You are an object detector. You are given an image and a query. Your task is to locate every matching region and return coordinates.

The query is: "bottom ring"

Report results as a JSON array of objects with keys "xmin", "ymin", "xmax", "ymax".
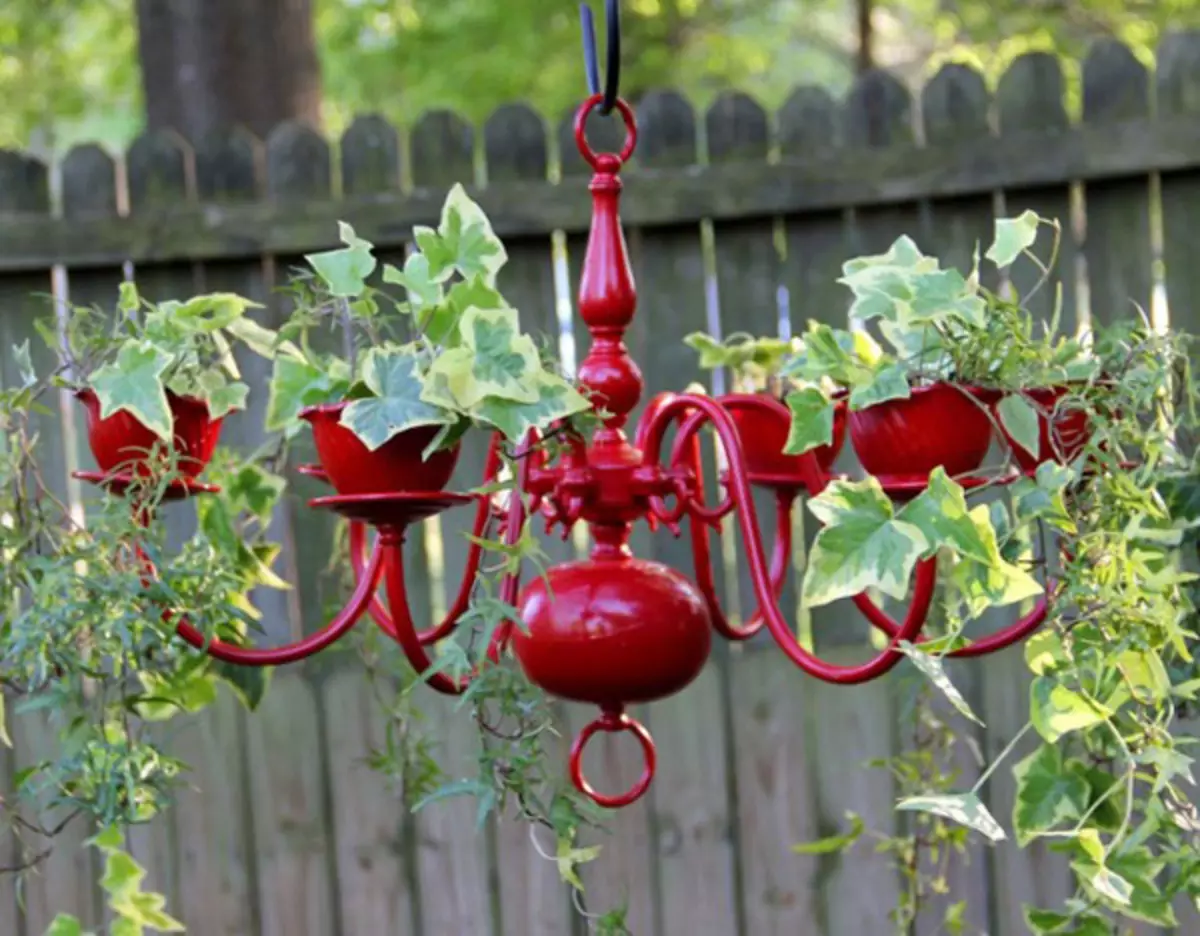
[{"xmin": 568, "ymin": 709, "xmax": 656, "ymax": 809}]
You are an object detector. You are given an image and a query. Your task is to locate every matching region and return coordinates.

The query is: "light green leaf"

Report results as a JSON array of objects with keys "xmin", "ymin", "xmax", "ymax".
[
  {"xmin": 1031, "ymin": 677, "xmax": 1111, "ymax": 743},
  {"xmin": 998, "ymin": 394, "xmax": 1041, "ymax": 459},
  {"xmin": 44, "ymin": 915, "xmax": 86, "ymax": 936},
  {"xmin": 1023, "ymin": 906, "xmax": 1110, "ymax": 935},
  {"xmin": 1076, "ymin": 828, "xmax": 1106, "ymax": 864},
  {"xmin": 802, "ymin": 478, "xmax": 928, "ymax": 607},
  {"xmin": 136, "ymin": 669, "xmax": 218, "ymax": 722},
  {"xmin": 847, "ymin": 360, "xmax": 910, "ymax": 411},
  {"xmin": 1025, "ymin": 630, "xmax": 1068, "ymax": 676},
  {"xmin": 556, "ymin": 837, "xmax": 602, "ymax": 891},
  {"xmin": 426, "ymin": 305, "xmax": 540, "ymax": 407},
  {"xmin": 12, "ymin": 340, "xmax": 35, "ymax": 387},
  {"xmin": 415, "ymin": 183, "xmax": 507, "ymax": 284},
  {"xmin": 305, "ymin": 221, "xmax": 377, "ymax": 297},
  {"xmin": 684, "ymin": 332, "xmax": 730, "ymax": 369},
  {"xmin": 172, "ymin": 293, "xmax": 262, "ymax": 331},
  {"xmin": 950, "ymin": 505, "xmax": 1044, "ymax": 616},
  {"xmin": 0, "ymin": 695, "xmax": 9, "ymax": 748},
  {"xmin": 214, "ymin": 661, "xmax": 273, "ymax": 712},
  {"xmin": 201, "ymin": 377, "xmax": 249, "ymax": 421},
  {"xmin": 383, "ymin": 253, "xmax": 443, "ymax": 311},
  {"xmin": 90, "ymin": 342, "xmax": 173, "ymax": 441},
  {"xmin": 896, "ymin": 792, "xmax": 1006, "ymax": 842},
  {"xmin": 1013, "ymin": 462, "xmax": 1076, "ymax": 532},
  {"xmin": 420, "ymin": 277, "xmax": 507, "ymax": 347},
  {"xmin": 341, "ymin": 346, "xmax": 454, "ymax": 451},
  {"xmin": 987, "ymin": 210, "xmax": 1040, "ymax": 268},
  {"xmin": 897, "ymin": 641, "xmax": 983, "ymax": 726},
  {"xmin": 1116, "ymin": 648, "xmax": 1171, "ymax": 703},
  {"xmin": 898, "ymin": 467, "xmax": 995, "ymax": 564},
  {"xmin": 113, "ymin": 891, "xmax": 185, "ymax": 932},
  {"xmin": 472, "ymin": 372, "xmax": 591, "ymax": 442},
  {"xmin": 224, "ymin": 316, "xmax": 281, "ymax": 358},
  {"xmin": 118, "ymin": 281, "xmax": 141, "ymax": 315},
  {"xmin": 842, "ymin": 235, "xmax": 932, "ymax": 276},
  {"xmin": 791, "ymin": 813, "xmax": 864, "ymax": 854},
  {"xmin": 265, "ymin": 353, "xmax": 348, "ymax": 432},
  {"xmin": 100, "ymin": 849, "xmax": 146, "ymax": 900},
  {"xmin": 1012, "ymin": 744, "xmax": 1089, "ymax": 845},
  {"xmin": 783, "ymin": 387, "xmax": 834, "ymax": 455},
  {"xmin": 1088, "ymin": 865, "xmax": 1132, "ymax": 906}
]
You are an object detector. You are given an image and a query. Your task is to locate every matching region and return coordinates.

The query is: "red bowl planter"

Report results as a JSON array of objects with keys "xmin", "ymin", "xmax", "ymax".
[
  {"xmin": 513, "ymin": 557, "xmax": 712, "ymax": 707},
  {"xmin": 301, "ymin": 403, "xmax": 460, "ymax": 496},
  {"xmin": 723, "ymin": 393, "xmax": 847, "ymax": 479},
  {"xmin": 849, "ymin": 383, "xmax": 998, "ymax": 480},
  {"xmin": 77, "ymin": 388, "xmax": 223, "ymax": 478},
  {"xmin": 996, "ymin": 387, "xmax": 1091, "ymax": 472}
]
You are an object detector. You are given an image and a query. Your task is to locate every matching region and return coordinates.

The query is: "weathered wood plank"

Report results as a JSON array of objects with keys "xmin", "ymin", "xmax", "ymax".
[
  {"xmin": 997, "ymin": 53, "xmax": 1080, "ymax": 330},
  {"xmin": 728, "ymin": 650, "xmax": 821, "ymax": 935},
  {"xmin": 12, "ymin": 115, "xmax": 1200, "ymax": 271},
  {"xmin": 1081, "ymin": 39, "xmax": 1154, "ymax": 326},
  {"xmin": 340, "ymin": 115, "xmax": 401, "ymax": 196},
  {"xmin": 244, "ymin": 675, "xmax": 337, "ymax": 936},
  {"xmin": 1157, "ymin": 31, "xmax": 1200, "ymax": 341}
]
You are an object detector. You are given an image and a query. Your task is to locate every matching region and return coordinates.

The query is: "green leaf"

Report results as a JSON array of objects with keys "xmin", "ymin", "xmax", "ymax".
[
  {"xmin": 1023, "ymin": 906, "xmax": 1110, "ymax": 935},
  {"xmin": 114, "ymin": 891, "xmax": 185, "ymax": 932},
  {"xmin": 998, "ymin": 394, "xmax": 1041, "ymax": 459},
  {"xmin": 801, "ymin": 478, "xmax": 928, "ymax": 608},
  {"xmin": 1115, "ymin": 648, "xmax": 1171, "ymax": 703},
  {"xmin": 987, "ymin": 210, "xmax": 1040, "ymax": 268},
  {"xmin": 224, "ymin": 316, "xmax": 281, "ymax": 358},
  {"xmin": 896, "ymin": 792, "xmax": 1006, "ymax": 842},
  {"xmin": 422, "ymin": 277, "xmax": 508, "ymax": 347},
  {"xmin": 214, "ymin": 662, "xmax": 273, "ymax": 712},
  {"xmin": 790, "ymin": 812, "xmax": 864, "ymax": 854},
  {"xmin": 11, "ymin": 339, "xmax": 35, "ymax": 387},
  {"xmin": 383, "ymin": 252, "xmax": 443, "ymax": 311},
  {"xmin": 897, "ymin": 641, "xmax": 983, "ymax": 725},
  {"xmin": 341, "ymin": 346, "xmax": 454, "ymax": 451},
  {"xmin": 425, "ymin": 305, "xmax": 541, "ymax": 407},
  {"xmin": 1030, "ymin": 677, "xmax": 1111, "ymax": 743},
  {"xmin": 1013, "ymin": 462, "xmax": 1075, "ymax": 532},
  {"xmin": 305, "ymin": 222, "xmax": 377, "ymax": 297},
  {"xmin": 1025, "ymin": 630, "xmax": 1068, "ymax": 676},
  {"xmin": 44, "ymin": 915, "xmax": 86, "ymax": 936},
  {"xmin": 100, "ymin": 849, "xmax": 146, "ymax": 900},
  {"xmin": 135, "ymin": 669, "xmax": 217, "ymax": 722},
  {"xmin": 898, "ymin": 467, "xmax": 994, "ymax": 564},
  {"xmin": 950, "ymin": 505, "xmax": 1044, "ymax": 616},
  {"xmin": 412, "ymin": 778, "xmax": 494, "ymax": 812},
  {"xmin": 556, "ymin": 837, "xmax": 602, "ymax": 891},
  {"xmin": 782, "ymin": 387, "xmax": 834, "ymax": 455},
  {"xmin": 1076, "ymin": 828, "xmax": 1106, "ymax": 864},
  {"xmin": 847, "ymin": 360, "xmax": 910, "ymax": 411},
  {"xmin": 226, "ymin": 464, "xmax": 287, "ymax": 520},
  {"xmin": 414, "ymin": 183, "xmax": 507, "ymax": 284},
  {"xmin": 472, "ymin": 372, "xmax": 591, "ymax": 442},
  {"xmin": 265, "ymin": 352, "xmax": 349, "ymax": 432},
  {"xmin": 172, "ymin": 293, "xmax": 262, "ymax": 331},
  {"xmin": 118, "ymin": 281, "xmax": 141, "ymax": 315},
  {"xmin": 202, "ymin": 378, "xmax": 249, "ymax": 421},
  {"xmin": 1012, "ymin": 744, "xmax": 1089, "ymax": 845},
  {"xmin": 683, "ymin": 332, "xmax": 730, "ymax": 369},
  {"xmin": 90, "ymin": 342, "xmax": 173, "ymax": 441}
]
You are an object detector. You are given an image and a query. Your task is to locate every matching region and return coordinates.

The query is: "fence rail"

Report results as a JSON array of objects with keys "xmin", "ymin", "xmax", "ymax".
[{"xmin": 2, "ymin": 32, "xmax": 1200, "ymax": 936}]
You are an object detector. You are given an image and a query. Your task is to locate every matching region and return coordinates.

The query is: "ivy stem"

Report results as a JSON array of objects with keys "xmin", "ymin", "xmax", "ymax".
[
  {"xmin": 970, "ymin": 721, "xmax": 1033, "ymax": 795},
  {"xmin": 338, "ymin": 298, "xmax": 357, "ymax": 372}
]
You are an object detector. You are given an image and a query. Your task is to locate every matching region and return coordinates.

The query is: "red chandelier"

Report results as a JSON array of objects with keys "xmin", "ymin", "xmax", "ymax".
[{"xmin": 75, "ymin": 3, "xmax": 1052, "ymax": 810}]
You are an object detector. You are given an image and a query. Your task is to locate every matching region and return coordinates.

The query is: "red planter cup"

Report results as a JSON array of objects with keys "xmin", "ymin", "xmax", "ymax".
[
  {"xmin": 849, "ymin": 383, "xmax": 998, "ymax": 480},
  {"xmin": 996, "ymin": 386, "xmax": 1091, "ymax": 472},
  {"xmin": 301, "ymin": 402, "xmax": 461, "ymax": 496},
  {"xmin": 724, "ymin": 393, "xmax": 847, "ymax": 480},
  {"xmin": 77, "ymin": 388, "xmax": 223, "ymax": 478}
]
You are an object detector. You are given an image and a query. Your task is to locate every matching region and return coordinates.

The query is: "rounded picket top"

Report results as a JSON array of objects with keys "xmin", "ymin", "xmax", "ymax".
[
  {"xmin": 922, "ymin": 62, "xmax": 990, "ymax": 145},
  {"xmin": 341, "ymin": 114, "xmax": 401, "ymax": 195},
  {"xmin": 1158, "ymin": 30, "xmax": 1200, "ymax": 115},
  {"xmin": 706, "ymin": 91, "xmax": 769, "ymax": 163},
  {"xmin": 778, "ymin": 86, "xmax": 840, "ymax": 157},
  {"xmin": 996, "ymin": 52, "xmax": 1067, "ymax": 134},
  {"xmin": 196, "ymin": 126, "xmax": 262, "ymax": 201},
  {"xmin": 61, "ymin": 144, "xmax": 118, "ymax": 218},
  {"xmin": 843, "ymin": 68, "xmax": 913, "ymax": 148},
  {"xmin": 483, "ymin": 103, "xmax": 548, "ymax": 183},
  {"xmin": 1083, "ymin": 38, "xmax": 1150, "ymax": 123},
  {"xmin": 410, "ymin": 109, "xmax": 475, "ymax": 189},
  {"xmin": 127, "ymin": 128, "xmax": 192, "ymax": 210},
  {"xmin": 633, "ymin": 90, "xmax": 697, "ymax": 170},
  {"xmin": 0, "ymin": 149, "xmax": 50, "ymax": 214},
  {"xmin": 266, "ymin": 120, "xmax": 332, "ymax": 199}
]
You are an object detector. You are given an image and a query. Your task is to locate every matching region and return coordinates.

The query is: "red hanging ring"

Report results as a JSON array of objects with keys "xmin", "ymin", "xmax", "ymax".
[
  {"xmin": 575, "ymin": 93, "xmax": 638, "ymax": 170},
  {"xmin": 569, "ymin": 708, "xmax": 656, "ymax": 808}
]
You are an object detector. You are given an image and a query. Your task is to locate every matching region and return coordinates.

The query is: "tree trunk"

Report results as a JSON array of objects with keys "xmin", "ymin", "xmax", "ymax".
[
  {"xmin": 135, "ymin": 0, "xmax": 322, "ymax": 144},
  {"xmin": 856, "ymin": 0, "xmax": 875, "ymax": 73}
]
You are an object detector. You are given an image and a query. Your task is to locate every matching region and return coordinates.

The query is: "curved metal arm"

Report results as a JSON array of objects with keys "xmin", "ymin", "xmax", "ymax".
[
  {"xmin": 348, "ymin": 434, "xmax": 505, "ymax": 645},
  {"xmin": 640, "ymin": 393, "xmax": 935, "ymax": 685},
  {"xmin": 151, "ymin": 542, "xmax": 386, "ymax": 667}
]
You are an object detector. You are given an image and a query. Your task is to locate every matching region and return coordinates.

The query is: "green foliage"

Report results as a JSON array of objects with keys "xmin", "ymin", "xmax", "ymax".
[
  {"xmin": 270, "ymin": 185, "xmax": 591, "ymax": 451},
  {"xmin": 683, "ymin": 331, "xmax": 796, "ymax": 394}
]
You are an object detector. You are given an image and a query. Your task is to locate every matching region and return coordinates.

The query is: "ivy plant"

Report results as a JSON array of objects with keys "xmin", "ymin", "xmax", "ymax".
[{"xmin": 266, "ymin": 184, "xmax": 592, "ymax": 454}]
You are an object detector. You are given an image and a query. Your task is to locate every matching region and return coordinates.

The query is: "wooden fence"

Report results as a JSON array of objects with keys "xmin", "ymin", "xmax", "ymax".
[{"xmin": 2, "ymin": 31, "xmax": 1200, "ymax": 936}]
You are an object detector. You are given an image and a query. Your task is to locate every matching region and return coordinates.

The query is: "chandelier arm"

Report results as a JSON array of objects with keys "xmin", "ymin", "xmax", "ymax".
[
  {"xmin": 158, "ymin": 541, "xmax": 386, "ymax": 667},
  {"xmin": 345, "ymin": 434, "xmax": 504, "ymax": 645},
  {"xmin": 641, "ymin": 393, "xmax": 934, "ymax": 684}
]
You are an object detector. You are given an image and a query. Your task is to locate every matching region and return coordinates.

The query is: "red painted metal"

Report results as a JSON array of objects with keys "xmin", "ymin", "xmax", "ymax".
[
  {"xmin": 301, "ymin": 402, "xmax": 461, "ymax": 496},
  {"xmin": 848, "ymin": 383, "xmax": 999, "ymax": 480},
  {"xmin": 76, "ymin": 90, "xmax": 1061, "ymax": 813},
  {"xmin": 77, "ymin": 388, "xmax": 223, "ymax": 478},
  {"xmin": 513, "ymin": 557, "xmax": 712, "ymax": 705},
  {"xmin": 995, "ymin": 387, "xmax": 1091, "ymax": 471},
  {"xmin": 569, "ymin": 708, "xmax": 656, "ymax": 808}
]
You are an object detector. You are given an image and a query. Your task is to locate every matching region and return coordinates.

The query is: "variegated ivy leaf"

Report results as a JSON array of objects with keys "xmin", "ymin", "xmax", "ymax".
[
  {"xmin": 897, "ymin": 467, "xmax": 995, "ymax": 564},
  {"xmin": 90, "ymin": 342, "xmax": 174, "ymax": 441},
  {"xmin": 786, "ymin": 322, "xmax": 866, "ymax": 386},
  {"xmin": 1030, "ymin": 676, "xmax": 1111, "ymax": 743},
  {"xmin": 1012, "ymin": 744, "xmax": 1090, "ymax": 845},
  {"xmin": 417, "ymin": 278, "xmax": 508, "ymax": 347},
  {"xmin": 842, "ymin": 235, "xmax": 934, "ymax": 276},
  {"xmin": 414, "ymin": 183, "xmax": 507, "ymax": 284},
  {"xmin": 167, "ymin": 293, "xmax": 263, "ymax": 332},
  {"xmin": 848, "ymin": 360, "xmax": 910, "ymax": 411},
  {"xmin": 305, "ymin": 222, "xmax": 377, "ymax": 298},
  {"xmin": 341, "ymin": 346, "xmax": 454, "ymax": 451},
  {"xmin": 383, "ymin": 253, "xmax": 443, "ymax": 311},
  {"xmin": 802, "ymin": 478, "xmax": 929, "ymax": 607},
  {"xmin": 897, "ymin": 641, "xmax": 984, "ymax": 726},
  {"xmin": 265, "ymin": 352, "xmax": 351, "ymax": 432},
  {"xmin": 783, "ymin": 387, "xmax": 835, "ymax": 455},
  {"xmin": 947, "ymin": 503, "xmax": 1043, "ymax": 617},
  {"xmin": 1013, "ymin": 462, "xmax": 1076, "ymax": 532},
  {"xmin": 986, "ymin": 210, "xmax": 1040, "ymax": 269},
  {"xmin": 473, "ymin": 372, "xmax": 591, "ymax": 441},
  {"xmin": 896, "ymin": 792, "xmax": 1006, "ymax": 842},
  {"xmin": 118, "ymin": 281, "xmax": 141, "ymax": 315},
  {"xmin": 997, "ymin": 393, "xmax": 1041, "ymax": 459},
  {"xmin": 202, "ymin": 379, "xmax": 249, "ymax": 421},
  {"xmin": 905, "ymin": 268, "xmax": 987, "ymax": 328},
  {"xmin": 425, "ymin": 305, "xmax": 540, "ymax": 408},
  {"xmin": 224, "ymin": 316, "xmax": 282, "ymax": 359}
]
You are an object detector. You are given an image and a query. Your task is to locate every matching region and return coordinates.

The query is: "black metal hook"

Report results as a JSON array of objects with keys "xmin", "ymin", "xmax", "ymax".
[{"xmin": 580, "ymin": 0, "xmax": 621, "ymax": 115}]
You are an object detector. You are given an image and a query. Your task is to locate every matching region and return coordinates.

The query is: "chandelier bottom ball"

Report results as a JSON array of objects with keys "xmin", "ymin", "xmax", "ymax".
[{"xmin": 513, "ymin": 557, "xmax": 713, "ymax": 707}]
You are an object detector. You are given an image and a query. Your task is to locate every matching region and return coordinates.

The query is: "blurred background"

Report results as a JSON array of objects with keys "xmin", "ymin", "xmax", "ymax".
[{"xmin": 4, "ymin": 0, "xmax": 1199, "ymax": 157}]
